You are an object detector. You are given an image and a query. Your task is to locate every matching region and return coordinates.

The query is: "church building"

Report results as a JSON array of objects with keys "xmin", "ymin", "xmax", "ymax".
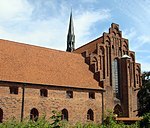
[{"xmin": 0, "ymin": 12, "xmax": 142, "ymax": 123}]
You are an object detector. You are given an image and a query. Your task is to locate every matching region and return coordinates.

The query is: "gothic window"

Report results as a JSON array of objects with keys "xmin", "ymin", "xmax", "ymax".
[
  {"xmin": 106, "ymin": 46, "xmax": 109, "ymax": 76},
  {"xmin": 0, "ymin": 108, "xmax": 3, "ymax": 123},
  {"xmin": 100, "ymin": 56, "xmax": 102, "ymax": 70},
  {"xmin": 87, "ymin": 109, "xmax": 94, "ymax": 121},
  {"xmin": 112, "ymin": 59, "xmax": 120, "ymax": 98},
  {"xmin": 113, "ymin": 104, "xmax": 123, "ymax": 117},
  {"xmin": 9, "ymin": 86, "xmax": 18, "ymax": 94},
  {"xmin": 123, "ymin": 50, "xmax": 125, "ymax": 55},
  {"xmin": 130, "ymin": 54, "xmax": 135, "ymax": 87},
  {"xmin": 122, "ymin": 44, "xmax": 128, "ymax": 55},
  {"xmin": 136, "ymin": 67, "xmax": 141, "ymax": 87},
  {"xmin": 112, "ymin": 45, "xmax": 114, "ymax": 50},
  {"xmin": 92, "ymin": 57, "xmax": 98, "ymax": 72},
  {"xmin": 89, "ymin": 92, "xmax": 95, "ymax": 99},
  {"xmin": 106, "ymin": 42, "xmax": 110, "ymax": 77},
  {"xmin": 40, "ymin": 89, "xmax": 48, "ymax": 97},
  {"xmin": 66, "ymin": 91, "xmax": 73, "ymax": 98},
  {"xmin": 100, "ymin": 46, "xmax": 105, "ymax": 79},
  {"xmin": 61, "ymin": 109, "xmax": 68, "ymax": 121},
  {"xmin": 136, "ymin": 74, "xmax": 139, "ymax": 84},
  {"xmin": 119, "ymin": 47, "xmax": 122, "ymax": 57},
  {"xmin": 30, "ymin": 108, "xmax": 39, "ymax": 121}
]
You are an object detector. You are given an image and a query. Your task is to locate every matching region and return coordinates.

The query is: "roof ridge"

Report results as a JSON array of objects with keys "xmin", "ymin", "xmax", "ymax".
[{"xmin": 0, "ymin": 39, "xmax": 81, "ymax": 56}]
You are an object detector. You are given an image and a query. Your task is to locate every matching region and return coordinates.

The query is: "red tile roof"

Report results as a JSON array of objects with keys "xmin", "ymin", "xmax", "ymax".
[{"xmin": 0, "ymin": 39, "xmax": 101, "ymax": 89}]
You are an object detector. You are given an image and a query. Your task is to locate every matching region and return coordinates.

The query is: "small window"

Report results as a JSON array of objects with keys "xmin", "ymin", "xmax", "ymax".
[
  {"xmin": 30, "ymin": 108, "xmax": 39, "ymax": 121},
  {"xmin": 9, "ymin": 86, "xmax": 18, "ymax": 94},
  {"xmin": 87, "ymin": 109, "xmax": 94, "ymax": 121},
  {"xmin": 40, "ymin": 89, "xmax": 48, "ymax": 97},
  {"xmin": 0, "ymin": 108, "xmax": 3, "ymax": 123},
  {"xmin": 66, "ymin": 91, "xmax": 73, "ymax": 98},
  {"xmin": 61, "ymin": 109, "xmax": 68, "ymax": 121},
  {"xmin": 89, "ymin": 92, "xmax": 95, "ymax": 99}
]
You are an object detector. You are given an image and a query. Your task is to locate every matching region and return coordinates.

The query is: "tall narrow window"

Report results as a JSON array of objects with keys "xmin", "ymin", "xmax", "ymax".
[
  {"xmin": 87, "ymin": 109, "xmax": 94, "ymax": 121},
  {"xmin": 130, "ymin": 54, "xmax": 135, "ymax": 87},
  {"xmin": 40, "ymin": 89, "xmax": 48, "ymax": 97},
  {"xmin": 100, "ymin": 47, "xmax": 105, "ymax": 79},
  {"xmin": 106, "ymin": 46, "xmax": 109, "ymax": 76},
  {"xmin": 0, "ymin": 108, "xmax": 3, "ymax": 123},
  {"xmin": 112, "ymin": 59, "xmax": 119, "ymax": 98},
  {"xmin": 9, "ymin": 86, "xmax": 18, "ymax": 94},
  {"xmin": 61, "ymin": 109, "xmax": 68, "ymax": 121},
  {"xmin": 30, "ymin": 108, "xmax": 39, "ymax": 121},
  {"xmin": 136, "ymin": 74, "xmax": 139, "ymax": 84}
]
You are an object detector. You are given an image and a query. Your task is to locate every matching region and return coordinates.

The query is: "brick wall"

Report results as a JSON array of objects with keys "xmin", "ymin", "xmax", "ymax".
[
  {"xmin": 0, "ymin": 82, "xmax": 103, "ymax": 123},
  {"xmin": 74, "ymin": 23, "xmax": 142, "ymax": 118}
]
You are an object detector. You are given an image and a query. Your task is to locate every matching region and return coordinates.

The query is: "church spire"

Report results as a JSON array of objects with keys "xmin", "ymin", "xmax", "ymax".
[{"xmin": 66, "ymin": 11, "xmax": 75, "ymax": 52}]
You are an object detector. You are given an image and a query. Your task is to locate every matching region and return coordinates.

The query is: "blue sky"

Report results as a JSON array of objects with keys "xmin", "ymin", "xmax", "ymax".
[{"xmin": 0, "ymin": 0, "xmax": 150, "ymax": 71}]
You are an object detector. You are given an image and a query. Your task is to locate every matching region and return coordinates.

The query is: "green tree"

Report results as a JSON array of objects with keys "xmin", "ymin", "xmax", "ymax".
[
  {"xmin": 140, "ymin": 112, "xmax": 150, "ymax": 128},
  {"xmin": 137, "ymin": 71, "xmax": 150, "ymax": 116},
  {"xmin": 50, "ymin": 110, "xmax": 62, "ymax": 128}
]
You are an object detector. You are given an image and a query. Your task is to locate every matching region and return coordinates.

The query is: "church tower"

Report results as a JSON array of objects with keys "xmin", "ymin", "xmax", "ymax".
[{"xmin": 66, "ymin": 11, "xmax": 75, "ymax": 52}]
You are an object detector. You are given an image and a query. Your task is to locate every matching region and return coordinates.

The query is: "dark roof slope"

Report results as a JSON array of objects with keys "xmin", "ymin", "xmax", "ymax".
[{"xmin": 0, "ymin": 39, "xmax": 100, "ymax": 89}]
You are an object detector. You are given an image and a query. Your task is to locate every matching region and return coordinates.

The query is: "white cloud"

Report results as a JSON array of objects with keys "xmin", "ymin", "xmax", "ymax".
[
  {"xmin": 130, "ymin": 35, "xmax": 150, "ymax": 50},
  {"xmin": 74, "ymin": 9, "xmax": 111, "ymax": 47},
  {"xmin": 0, "ymin": 0, "xmax": 148, "ymax": 71},
  {"xmin": 136, "ymin": 50, "xmax": 150, "ymax": 54},
  {"xmin": 137, "ymin": 35, "xmax": 150, "ymax": 44},
  {"xmin": 0, "ymin": 0, "xmax": 111, "ymax": 51},
  {"xmin": 0, "ymin": 0, "xmax": 33, "ymax": 21},
  {"xmin": 140, "ymin": 62, "xmax": 150, "ymax": 72},
  {"xmin": 123, "ymin": 28, "xmax": 136, "ymax": 41}
]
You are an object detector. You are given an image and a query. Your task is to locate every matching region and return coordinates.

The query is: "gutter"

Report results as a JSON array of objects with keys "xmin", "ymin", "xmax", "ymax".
[{"xmin": 0, "ymin": 80, "xmax": 105, "ymax": 92}]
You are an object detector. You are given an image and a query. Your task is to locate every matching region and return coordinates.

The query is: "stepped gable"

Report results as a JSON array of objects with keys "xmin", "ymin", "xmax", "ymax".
[{"xmin": 0, "ymin": 39, "xmax": 101, "ymax": 89}]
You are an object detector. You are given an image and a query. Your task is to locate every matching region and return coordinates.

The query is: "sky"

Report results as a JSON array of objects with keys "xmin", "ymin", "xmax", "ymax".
[{"xmin": 0, "ymin": 0, "xmax": 150, "ymax": 71}]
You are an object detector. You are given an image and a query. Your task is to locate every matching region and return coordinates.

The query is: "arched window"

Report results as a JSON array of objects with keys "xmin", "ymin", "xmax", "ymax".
[
  {"xmin": 136, "ymin": 67, "xmax": 140, "ymax": 86},
  {"xmin": 136, "ymin": 74, "xmax": 139, "ymax": 84},
  {"xmin": 100, "ymin": 46, "xmax": 105, "ymax": 79},
  {"xmin": 87, "ymin": 109, "xmax": 94, "ymax": 121},
  {"xmin": 0, "ymin": 108, "xmax": 3, "ymax": 123},
  {"xmin": 112, "ymin": 59, "xmax": 120, "ymax": 98},
  {"xmin": 122, "ymin": 43, "xmax": 128, "ymax": 55},
  {"xmin": 61, "ymin": 109, "xmax": 68, "ymax": 121},
  {"xmin": 106, "ymin": 41, "xmax": 110, "ymax": 77},
  {"xmin": 114, "ymin": 104, "xmax": 123, "ymax": 117},
  {"xmin": 130, "ymin": 54, "xmax": 135, "ymax": 87},
  {"xmin": 40, "ymin": 89, "xmax": 48, "ymax": 97},
  {"xmin": 30, "ymin": 108, "xmax": 39, "ymax": 121}
]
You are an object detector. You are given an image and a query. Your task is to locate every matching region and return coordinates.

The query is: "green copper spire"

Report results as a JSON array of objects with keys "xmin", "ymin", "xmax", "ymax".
[{"xmin": 66, "ymin": 11, "xmax": 75, "ymax": 52}]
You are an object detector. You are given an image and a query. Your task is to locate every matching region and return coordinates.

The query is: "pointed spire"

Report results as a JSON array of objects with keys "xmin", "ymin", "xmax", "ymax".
[
  {"xmin": 68, "ymin": 11, "xmax": 74, "ymax": 35},
  {"xmin": 66, "ymin": 11, "xmax": 75, "ymax": 52}
]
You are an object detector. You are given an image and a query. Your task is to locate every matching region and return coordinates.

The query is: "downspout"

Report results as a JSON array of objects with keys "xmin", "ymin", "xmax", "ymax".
[
  {"xmin": 102, "ymin": 91, "xmax": 104, "ymax": 124},
  {"xmin": 21, "ymin": 84, "xmax": 25, "ymax": 122}
]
